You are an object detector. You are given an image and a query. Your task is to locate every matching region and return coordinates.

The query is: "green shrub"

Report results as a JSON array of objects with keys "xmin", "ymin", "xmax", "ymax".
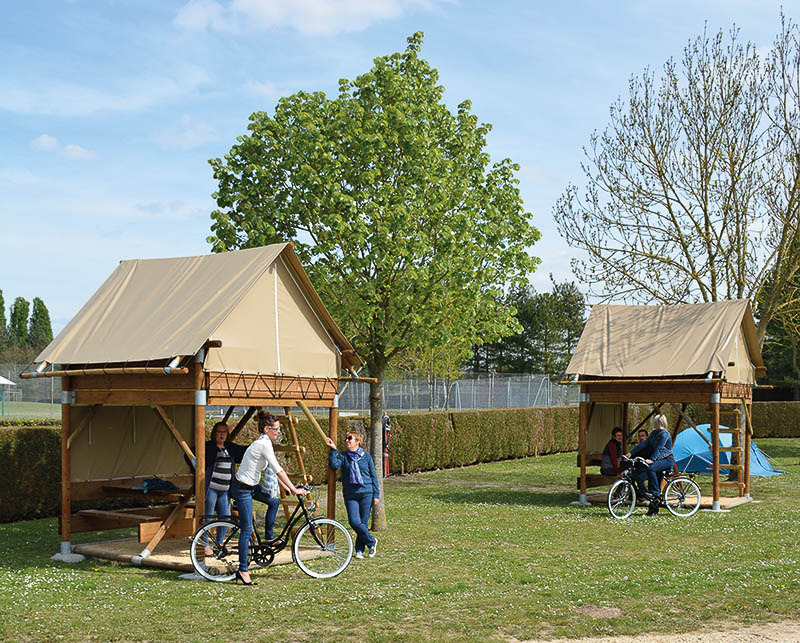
[
  {"xmin": 0, "ymin": 426, "xmax": 61, "ymax": 522},
  {"xmin": 751, "ymin": 402, "xmax": 800, "ymax": 438}
]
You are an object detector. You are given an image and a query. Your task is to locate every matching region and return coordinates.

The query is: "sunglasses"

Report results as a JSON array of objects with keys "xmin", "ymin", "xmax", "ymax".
[{"xmin": 345, "ymin": 436, "xmax": 358, "ymax": 441}]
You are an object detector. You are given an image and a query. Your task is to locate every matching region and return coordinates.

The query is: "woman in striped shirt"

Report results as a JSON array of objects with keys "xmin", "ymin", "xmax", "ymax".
[{"xmin": 203, "ymin": 422, "xmax": 247, "ymax": 555}]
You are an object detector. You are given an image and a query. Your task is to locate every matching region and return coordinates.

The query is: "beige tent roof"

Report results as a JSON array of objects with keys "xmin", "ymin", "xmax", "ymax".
[
  {"xmin": 565, "ymin": 299, "xmax": 764, "ymax": 383},
  {"xmin": 36, "ymin": 244, "xmax": 360, "ymax": 377}
]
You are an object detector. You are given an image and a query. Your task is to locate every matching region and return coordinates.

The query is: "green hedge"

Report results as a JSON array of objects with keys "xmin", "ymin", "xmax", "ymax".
[
  {"xmin": 3, "ymin": 402, "xmax": 798, "ymax": 523},
  {"xmin": 0, "ymin": 426, "xmax": 61, "ymax": 523}
]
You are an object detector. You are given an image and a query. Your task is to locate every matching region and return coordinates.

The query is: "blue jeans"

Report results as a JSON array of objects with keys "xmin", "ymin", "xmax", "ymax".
[
  {"xmin": 344, "ymin": 494, "xmax": 376, "ymax": 553},
  {"xmin": 230, "ymin": 480, "xmax": 255, "ymax": 572},
  {"xmin": 635, "ymin": 458, "xmax": 675, "ymax": 499},
  {"xmin": 253, "ymin": 487, "xmax": 281, "ymax": 540},
  {"xmin": 204, "ymin": 486, "xmax": 231, "ymax": 546}
]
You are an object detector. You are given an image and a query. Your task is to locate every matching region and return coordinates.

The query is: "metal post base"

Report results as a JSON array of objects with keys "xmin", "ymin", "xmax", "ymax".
[
  {"xmin": 570, "ymin": 493, "xmax": 591, "ymax": 507},
  {"xmin": 701, "ymin": 500, "xmax": 730, "ymax": 513},
  {"xmin": 51, "ymin": 541, "xmax": 86, "ymax": 563},
  {"xmin": 178, "ymin": 572, "xmax": 204, "ymax": 580}
]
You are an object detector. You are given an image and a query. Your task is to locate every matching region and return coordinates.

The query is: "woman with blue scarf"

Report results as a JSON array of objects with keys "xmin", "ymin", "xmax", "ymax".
[{"xmin": 325, "ymin": 431, "xmax": 380, "ymax": 559}]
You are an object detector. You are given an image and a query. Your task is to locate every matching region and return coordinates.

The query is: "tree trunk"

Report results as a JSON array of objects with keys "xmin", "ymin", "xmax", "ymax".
[{"xmin": 369, "ymin": 361, "xmax": 388, "ymax": 531}]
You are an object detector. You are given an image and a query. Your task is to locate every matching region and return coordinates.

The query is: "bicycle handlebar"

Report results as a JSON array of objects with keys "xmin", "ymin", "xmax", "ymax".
[{"xmin": 620, "ymin": 454, "xmax": 649, "ymax": 466}]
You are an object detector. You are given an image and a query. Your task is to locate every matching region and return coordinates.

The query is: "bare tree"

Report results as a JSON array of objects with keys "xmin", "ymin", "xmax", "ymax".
[{"xmin": 554, "ymin": 19, "xmax": 800, "ymax": 342}]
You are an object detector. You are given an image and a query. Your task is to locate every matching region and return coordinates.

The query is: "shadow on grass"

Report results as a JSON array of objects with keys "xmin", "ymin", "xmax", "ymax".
[{"xmin": 423, "ymin": 486, "xmax": 576, "ymax": 508}]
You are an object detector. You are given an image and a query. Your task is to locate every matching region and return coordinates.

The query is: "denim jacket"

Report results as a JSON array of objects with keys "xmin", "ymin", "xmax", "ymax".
[
  {"xmin": 329, "ymin": 449, "xmax": 380, "ymax": 500},
  {"xmin": 631, "ymin": 428, "xmax": 673, "ymax": 462}
]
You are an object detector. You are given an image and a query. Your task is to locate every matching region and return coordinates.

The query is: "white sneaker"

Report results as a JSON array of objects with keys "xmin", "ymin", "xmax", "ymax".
[
  {"xmin": 368, "ymin": 538, "xmax": 377, "ymax": 558},
  {"xmin": 355, "ymin": 551, "xmax": 364, "ymax": 559}
]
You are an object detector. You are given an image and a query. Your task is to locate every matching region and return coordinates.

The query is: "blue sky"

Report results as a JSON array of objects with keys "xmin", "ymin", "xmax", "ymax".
[{"xmin": 1, "ymin": 0, "xmax": 797, "ymax": 335}]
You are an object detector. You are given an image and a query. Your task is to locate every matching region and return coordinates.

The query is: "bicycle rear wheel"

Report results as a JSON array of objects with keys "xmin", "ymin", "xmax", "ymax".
[
  {"xmin": 607, "ymin": 479, "xmax": 636, "ymax": 519},
  {"xmin": 190, "ymin": 520, "xmax": 242, "ymax": 582},
  {"xmin": 292, "ymin": 518, "xmax": 353, "ymax": 579},
  {"xmin": 664, "ymin": 477, "xmax": 701, "ymax": 517}
]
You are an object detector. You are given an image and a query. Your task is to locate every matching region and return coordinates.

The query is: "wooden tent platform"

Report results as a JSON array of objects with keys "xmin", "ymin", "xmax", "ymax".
[
  {"xmin": 73, "ymin": 537, "xmax": 296, "ymax": 573},
  {"xmin": 586, "ymin": 493, "xmax": 752, "ymax": 510}
]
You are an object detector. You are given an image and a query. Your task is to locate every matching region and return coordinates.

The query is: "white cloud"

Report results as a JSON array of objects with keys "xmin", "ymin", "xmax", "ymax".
[
  {"xmin": 1, "ymin": 66, "xmax": 211, "ymax": 117},
  {"xmin": 31, "ymin": 134, "xmax": 58, "ymax": 150},
  {"xmin": 63, "ymin": 144, "xmax": 96, "ymax": 160},
  {"xmin": 244, "ymin": 80, "xmax": 279, "ymax": 98},
  {"xmin": 155, "ymin": 115, "xmax": 217, "ymax": 149},
  {"xmin": 29, "ymin": 135, "xmax": 96, "ymax": 160},
  {"xmin": 175, "ymin": 0, "xmax": 442, "ymax": 35}
]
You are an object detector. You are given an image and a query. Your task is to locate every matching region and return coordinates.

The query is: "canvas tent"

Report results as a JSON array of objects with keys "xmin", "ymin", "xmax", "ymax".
[
  {"xmin": 22, "ymin": 243, "xmax": 362, "ymax": 564},
  {"xmin": 674, "ymin": 424, "xmax": 785, "ymax": 477},
  {"xmin": 565, "ymin": 299, "xmax": 766, "ymax": 510}
]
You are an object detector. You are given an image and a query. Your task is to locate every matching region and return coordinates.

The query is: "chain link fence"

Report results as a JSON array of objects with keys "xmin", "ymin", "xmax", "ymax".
[
  {"xmin": 339, "ymin": 373, "xmax": 578, "ymax": 412},
  {"xmin": 0, "ymin": 363, "xmax": 578, "ymax": 419}
]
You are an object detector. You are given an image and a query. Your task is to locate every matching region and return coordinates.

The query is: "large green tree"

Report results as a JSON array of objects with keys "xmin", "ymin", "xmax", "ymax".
[
  {"xmin": 554, "ymin": 19, "xmax": 800, "ymax": 341},
  {"xmin": 208, "ymin": 33, "xmax": 540, "ymax": 527},
  {"xmin": 28, "ymin": 297, "xmax": 53, "ymax": 351},
  {"xmin": 8, "ymin": 297, "xmax": 29, "ymax": 348}
]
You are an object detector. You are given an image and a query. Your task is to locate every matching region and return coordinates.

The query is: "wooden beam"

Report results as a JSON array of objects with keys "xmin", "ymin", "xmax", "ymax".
[
  {"xmin": 327, "ymin": 405, "xmax": 338, "ymax": 523},
  {"xmin": 75, "ymin": 390, "xmax": 195, "ymax": 405},
  {"xmin": 742, "ymin": 398, "xmax": 753, "ymax": 497},
  {"xmin": 21, "ymin": 366, "xmax": 189, "ymax": 379},
  {"xmin": 228, "ymin": 406, "xmax": 257, "ymax": 441},
  {"xmin": 221, "ymin": 405, "xmax": 235, "ymax": 423},
  {"xmin": 295, "ymin": 399, "xmax": 329, "ymax": 445},
  {"xmin": 669, "ymin": 402, "xmax": 712, "ymax": 447},
  {"xmin": 578, "ymin": 401, "xmax": 588, "ymax": 496},
  {"xmin": 711, "ymin": 398, "xmax": 721, "ymax": 506},
  {"xmin": 66, "ymin": 404, "xmax": 100, "ymax": 449},
  {"xmin": 140, "ymin": 497, "xmax": 190, "ymax": 553},
  {"xmin": 193, "ymin": 359, "xmax": 205, "ymax": 537},
  {"xmin": 152, "ymin": 404, "xmax": 195, "ymax": 461}
]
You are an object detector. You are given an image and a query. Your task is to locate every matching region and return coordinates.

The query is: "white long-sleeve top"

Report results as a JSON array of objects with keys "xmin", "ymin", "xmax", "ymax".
[{"xmin": 235, "ymin": 434, "xmax": 283, "ymax": 486}]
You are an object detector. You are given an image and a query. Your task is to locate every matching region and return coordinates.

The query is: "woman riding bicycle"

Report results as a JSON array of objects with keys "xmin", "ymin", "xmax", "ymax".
[
  {"xmin": 230, "ymin": 410, "xmax": 308, "ymax": 585},
  {"xmin": 626, "ymin": 414, "xmax": 674, "ymax": 516}
]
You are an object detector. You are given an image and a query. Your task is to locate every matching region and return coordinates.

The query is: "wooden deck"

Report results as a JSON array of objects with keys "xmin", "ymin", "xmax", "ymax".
[{"xmin": 586, "ymin": 493, "xmax": 752, "ymax": 510}]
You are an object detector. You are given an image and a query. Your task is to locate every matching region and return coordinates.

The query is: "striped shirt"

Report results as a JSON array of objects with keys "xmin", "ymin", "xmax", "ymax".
[{"xmin": 208, "ymin": 447, "xmax": 233, "ymax": 491}]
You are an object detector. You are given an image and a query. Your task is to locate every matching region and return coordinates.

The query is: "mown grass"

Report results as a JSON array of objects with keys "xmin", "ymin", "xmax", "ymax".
[
  {"xmin": 0, "ymin": 439, "xmax": 798, "ymax": 642},
  {"xmin": 0, "ymin": 400, "xmax": 58, "ymax": 419}
]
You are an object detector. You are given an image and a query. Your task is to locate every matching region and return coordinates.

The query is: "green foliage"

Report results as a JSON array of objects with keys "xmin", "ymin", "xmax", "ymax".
[
  {"xmin": 0, "ymin": 290, "xmax": 7, "ymax": 352},
  {"xmin": 8, "ymin": 297, "xmax": 29, "ymax": 348},
  {"xmin": 0, "ymin": 426, "xmax": 61, "ymax": 523},
  {"xmin": 475, "ymin": 278, "xmax": 586, "ymax": 378},
  {"xmin": 27, "ymin": 297, "xmax": 53, "ymax": 351},
  {"xmin": 207, "ymin": 32, "xmax": 540, "ymax": 457}
]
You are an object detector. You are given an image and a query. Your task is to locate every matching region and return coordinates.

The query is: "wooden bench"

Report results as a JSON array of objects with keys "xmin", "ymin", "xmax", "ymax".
[{"xmin": 577, "ymin": 451, "xmax": 618, "ymax": 489}]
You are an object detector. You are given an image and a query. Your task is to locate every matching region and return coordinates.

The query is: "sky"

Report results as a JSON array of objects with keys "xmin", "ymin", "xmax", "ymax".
[{"xmin": 1, "ymin": 0, "xmax": 798, "ymax": 336}]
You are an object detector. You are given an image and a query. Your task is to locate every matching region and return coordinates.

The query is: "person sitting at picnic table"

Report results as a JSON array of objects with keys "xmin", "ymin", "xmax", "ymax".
[
  {"xmin": 325, "ymin": 431, "xmax": 380, "ymax": 559},
  {"xmin": 600, "ymin": 427, "xmax": 624, "ymax": 477},
  {"xmin": 627, "ymin": 414, "xmax": 674, "ymax": 516},
  {"xmin": 637, "ymin": 428, "xmax": 649, "ymax": 444},
  {"xmin": 201, "ymin": 422, "xmax": 247, "ymax": 556},
  {"xmin": 231, "ymin": 410, "xmax": 308, "ymax": 586}
]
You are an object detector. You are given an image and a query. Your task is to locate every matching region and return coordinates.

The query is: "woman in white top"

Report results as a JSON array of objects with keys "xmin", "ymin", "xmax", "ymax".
[{"xmin": 230, "ymin": 410, "xmax": 308, "ymax": 585}]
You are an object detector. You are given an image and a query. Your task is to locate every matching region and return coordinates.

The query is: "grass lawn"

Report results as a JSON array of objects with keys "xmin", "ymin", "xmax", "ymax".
[
  {"xmin": 0, "ymin": 400, "xmax": 59, "ymax": 419},
  {"xmin": 0, "ymin": 438, "xmax": 798, "ymax": 642}
]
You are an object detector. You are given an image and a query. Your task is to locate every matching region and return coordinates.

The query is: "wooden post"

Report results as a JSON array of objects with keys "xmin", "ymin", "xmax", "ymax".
[
  {"xmin": 621, "ymin": 402, "xmax": 629, "ymax": 450},
  {"xmin": 743, "ymin": 399, "xmax": 752, "ymax": 498},
  {"xmin": 578, "ymin": 396, "xmax": 588, "ymax": 503},
  {"xmin": 193, "ymin": 357, "xmax": 206, "ymax": 530},
  {"xmin": 710, "ymin": 393, "xmax": 721, "ymax": 510},
  {"xmin": 60, "ymin": 376, "xmax": 72, "ymax": 550},
  {"xmin": 327, "ymin": 404, "xmax": 338, "ymax": 521}
]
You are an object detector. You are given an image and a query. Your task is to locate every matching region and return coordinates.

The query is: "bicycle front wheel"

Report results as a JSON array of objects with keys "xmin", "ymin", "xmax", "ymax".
[
  {"xmin": 607, "ymin": 479, "xmax": 636, "ymax": 519},
  {"xmin": 190, "ymin": 519, "xmax": 242, "ymax": 582},
  {"xmin": 292, "ymin": 518, "xmax": 353, "ymax": 579},
  {"xmin": 664, "ymin": 477, "xmax": 701, "ymax": 517}
]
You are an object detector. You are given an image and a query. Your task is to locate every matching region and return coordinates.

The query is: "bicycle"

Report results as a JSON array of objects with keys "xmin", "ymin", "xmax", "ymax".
[
  {"xmin": 189, "ymin": 484, "xmax": 353, "ymax": 580},
  {"xmin": 607, "ymin": 455, "xmax": 701, "ymax": 519}
]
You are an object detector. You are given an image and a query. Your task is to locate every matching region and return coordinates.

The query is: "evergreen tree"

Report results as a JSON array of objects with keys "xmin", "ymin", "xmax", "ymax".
[
  {"xmin": 9, "ymin": 297, "xmax": 30, "ymax": 348},
  {"xmin": 28, "ymin": 297, "xmax": 53, "ymax": 350}
]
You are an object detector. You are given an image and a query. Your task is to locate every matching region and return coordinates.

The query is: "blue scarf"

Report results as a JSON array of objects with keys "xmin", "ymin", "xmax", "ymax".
[{"xmin": 345, "ymin": 447, "xmax": 364, "ymax": 485}]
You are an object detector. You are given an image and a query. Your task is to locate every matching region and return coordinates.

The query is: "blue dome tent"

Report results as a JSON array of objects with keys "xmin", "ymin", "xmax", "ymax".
[{"xmin": 674, "ymin": 424, "xmax": 785, "ymax": 477}]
